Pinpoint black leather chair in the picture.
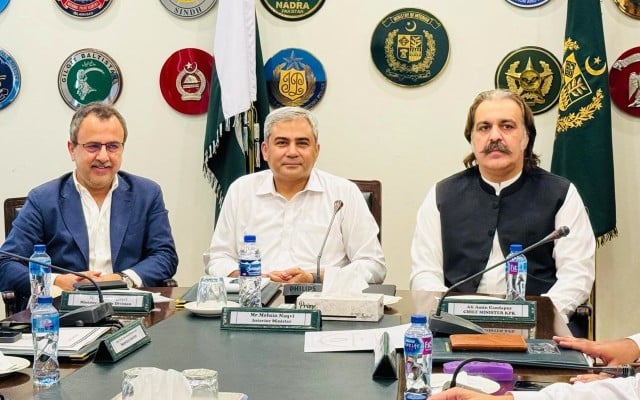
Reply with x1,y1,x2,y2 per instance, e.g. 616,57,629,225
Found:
4,196,26,237
350,179,382,242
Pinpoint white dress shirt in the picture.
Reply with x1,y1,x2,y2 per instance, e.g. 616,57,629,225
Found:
410,172,595,322
512,376,640,400
65,172,142,286
204,169,386,283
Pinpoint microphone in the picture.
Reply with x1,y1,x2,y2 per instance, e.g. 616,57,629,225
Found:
0,249,114,327
429,226,570,336
282,200,344,303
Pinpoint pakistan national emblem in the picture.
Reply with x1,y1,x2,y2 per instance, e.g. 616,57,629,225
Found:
609,46,640,117
57,48,122,110
264,48,327,109
370,8,449,87
495,46,562,114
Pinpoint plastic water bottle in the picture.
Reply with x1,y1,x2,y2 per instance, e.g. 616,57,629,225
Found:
31,296,60,387
238,234,262,308
505,244,527,301
28,244,52,310
404,314,432,399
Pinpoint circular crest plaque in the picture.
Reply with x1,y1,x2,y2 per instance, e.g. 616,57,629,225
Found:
370,8,450,87
0,48,21,110
159,48,213,115
260,0,325,21
610,46,640,117
495,46,562,114
504,0,550,8
0,0,11,14
159,0,217,19
54,0,112,18
264,48,327,109
613,0,640,19
57,48,122,110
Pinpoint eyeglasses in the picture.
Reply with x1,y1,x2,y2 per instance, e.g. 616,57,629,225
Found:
76,142,124,153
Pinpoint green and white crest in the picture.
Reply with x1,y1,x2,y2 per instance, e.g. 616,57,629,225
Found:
58,48,122,110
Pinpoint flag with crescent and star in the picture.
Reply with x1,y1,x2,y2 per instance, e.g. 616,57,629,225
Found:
203,0,269,222
551,0,617,245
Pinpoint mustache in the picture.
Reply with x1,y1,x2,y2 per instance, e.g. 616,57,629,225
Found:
482,141,511,155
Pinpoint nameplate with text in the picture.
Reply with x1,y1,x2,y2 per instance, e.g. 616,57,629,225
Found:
94,320,151,363
60,291,154,314
442,299,536,324
220,307,322,331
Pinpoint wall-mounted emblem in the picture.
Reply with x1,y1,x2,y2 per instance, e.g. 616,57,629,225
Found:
159,48,213,115
57,48,122,110
0,48,21,110
610,46,640,117
159,0,217,19
0,0,11,14
495,46,562,114
370,8,449,87
260,0,324,21
54,0,112,18
613,0,640,19
264,48,326,109
505,0,550,8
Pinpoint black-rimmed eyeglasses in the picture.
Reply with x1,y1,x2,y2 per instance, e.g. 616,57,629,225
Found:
76,142,124,153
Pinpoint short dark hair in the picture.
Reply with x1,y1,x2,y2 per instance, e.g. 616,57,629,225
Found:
69,102,128,144
462,89,540,170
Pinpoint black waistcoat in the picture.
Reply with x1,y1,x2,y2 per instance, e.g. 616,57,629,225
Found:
436,166,570,295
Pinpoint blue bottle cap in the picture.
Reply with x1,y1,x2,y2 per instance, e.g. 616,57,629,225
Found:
243,234,256,243
37,296,53,304
410,314,427,324
34,244,46,252
509,244,523,253
404,393,427,400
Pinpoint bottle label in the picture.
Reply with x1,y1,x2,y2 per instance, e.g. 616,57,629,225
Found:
404,335,432,356
239,261,261,277
33,315,60,332
518,261,527,273
507,260,518,274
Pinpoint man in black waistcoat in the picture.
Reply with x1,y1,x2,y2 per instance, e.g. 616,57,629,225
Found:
410,89,595,335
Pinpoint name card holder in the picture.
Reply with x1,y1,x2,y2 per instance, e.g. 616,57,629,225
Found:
220,307,322,331
93,320,151,363
372,331,398,380
60,291,155,314
442,298,536,324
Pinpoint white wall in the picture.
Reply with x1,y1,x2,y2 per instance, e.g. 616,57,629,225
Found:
0,1,637,339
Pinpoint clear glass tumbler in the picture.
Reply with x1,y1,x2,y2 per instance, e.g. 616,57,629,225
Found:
121,367,158,400
197,276,227,308
182,368,219,399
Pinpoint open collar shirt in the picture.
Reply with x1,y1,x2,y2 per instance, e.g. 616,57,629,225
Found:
205,169,386,283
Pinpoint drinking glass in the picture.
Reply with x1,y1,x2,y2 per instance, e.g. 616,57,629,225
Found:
182,368,218,399
121,367,158,400
197,276,227,308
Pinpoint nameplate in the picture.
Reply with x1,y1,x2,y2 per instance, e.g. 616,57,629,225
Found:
372,331,397,380
94,320,151,363
442,299,536,324
60,291,155,314
220,307,322,331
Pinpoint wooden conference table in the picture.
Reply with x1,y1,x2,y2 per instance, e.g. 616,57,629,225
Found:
0,288,576,399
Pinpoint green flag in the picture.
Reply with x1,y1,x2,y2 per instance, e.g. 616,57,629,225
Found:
551,0,617,245
203,0,269,222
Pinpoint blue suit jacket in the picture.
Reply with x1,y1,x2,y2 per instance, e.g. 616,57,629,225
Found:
0,171,179,302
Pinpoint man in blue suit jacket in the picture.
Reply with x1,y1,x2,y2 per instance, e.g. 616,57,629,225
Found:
0,103,178,309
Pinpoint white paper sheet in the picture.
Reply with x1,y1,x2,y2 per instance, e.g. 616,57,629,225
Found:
304,323,409,352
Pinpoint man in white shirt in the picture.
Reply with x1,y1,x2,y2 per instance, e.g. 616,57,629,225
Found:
410,89,595,333
430,333,640,400
204,106,386,284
